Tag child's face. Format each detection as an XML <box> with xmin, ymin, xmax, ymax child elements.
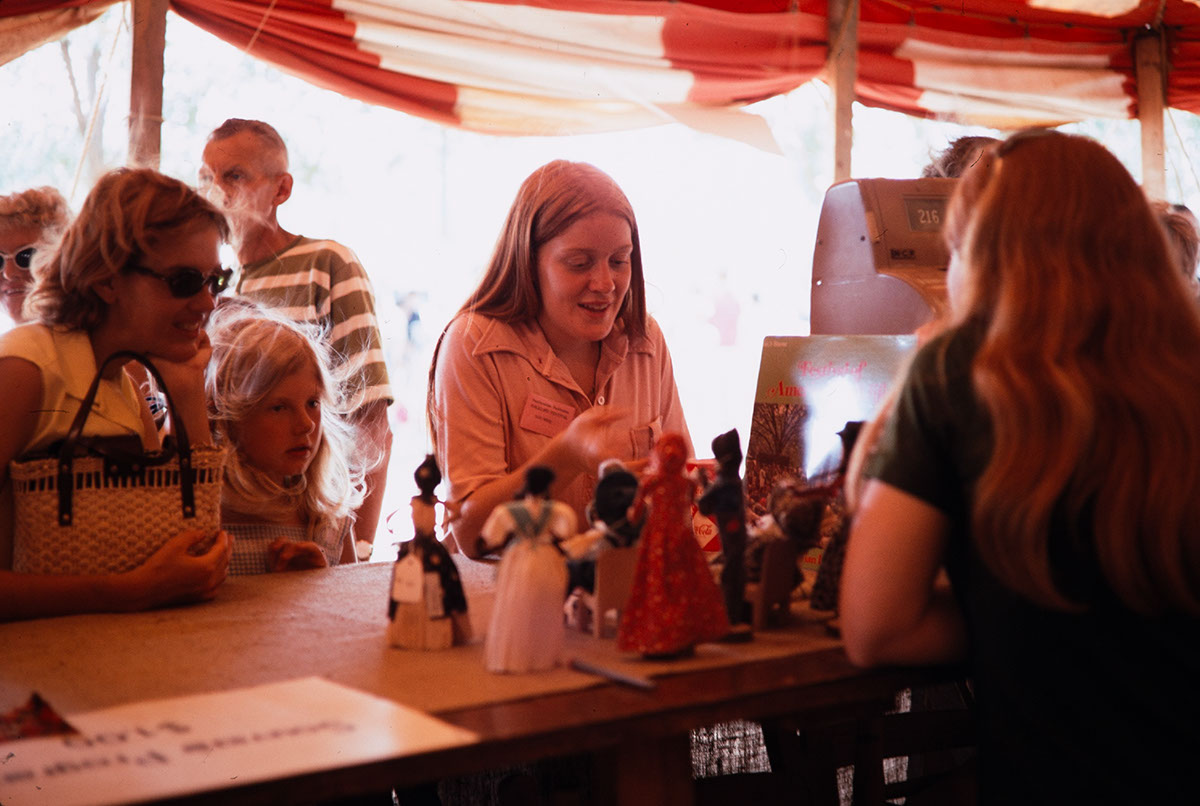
<box><xmin>236</xmin><ymin>362</ymin><xmax>324</xmax><ymax>483</ymax></box>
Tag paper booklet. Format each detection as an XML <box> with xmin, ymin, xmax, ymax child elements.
<box><xmin>0</xmin><ymin>677</ymin><xmax>479</xmax><ymax>806</ymax></box>
<box><xmin>745</xmin><ymin>334</ymin><xmax>917</xmax><ymax>516</ymax></box>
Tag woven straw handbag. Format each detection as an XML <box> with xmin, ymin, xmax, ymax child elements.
<box><xmin>9</xmin><ymin>351</ymin><xmax>224</xmax><ymax>575</ymax></box>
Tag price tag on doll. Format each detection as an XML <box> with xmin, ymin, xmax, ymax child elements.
<box><xmin>391</xmin><ymin>554</ymin><xmax>424</xmax><ymax>604</ymax></box>
<box><xmin>519</xmin><ymin>394</ymin><xmax>575</xmax><ymax>437</ymax></box>
<box><xmin>424</xmin><ymin>572</ymin><xmax>445</xmax><ymax>618</ymax></box>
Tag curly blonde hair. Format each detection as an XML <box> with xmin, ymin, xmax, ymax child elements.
<box><xmin>0</xmin><ymin>186</ymin><xmax>71</xmax><ymax>238</ymax></box>
<box><xmin>206</xmin><ymin>302</ymin><xmax>364</xmax><ymax>533</ymax></box>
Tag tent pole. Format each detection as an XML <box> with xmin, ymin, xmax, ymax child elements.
<box><xmin>129</xmin><ymin>0</ymin><xmax>168</xmax><ymax>169</ymax></box>
<box><xmin>1136</xmin><ymin>31</ymin><xmax>1166</xmax><ymax>200</ymax></box>
<box><xmin>828</xmin><ymin>0</ymin><xmax>859</xmax><ymax>183</ymax></box>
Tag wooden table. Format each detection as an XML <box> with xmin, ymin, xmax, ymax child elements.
<box><xmin>0</xmin><ymin>561</ymin><xmax>964</xmax><ymax>805</ymax></box>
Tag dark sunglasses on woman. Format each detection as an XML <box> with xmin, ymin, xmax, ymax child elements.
<box><xmin>0</xmin><ymin>247</ymin><xmax>36</xmax><ymax>272</ymax></box>
<box><xmin>126</xmin><ymin>265</ymin><xmax>234</xmax><ymax>298</ymax></box>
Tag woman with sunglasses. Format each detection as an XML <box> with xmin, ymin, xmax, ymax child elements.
<box><xmin>0</xmin><ymin>186</ymin><xmax>71</xmax><ymax>325</ymax></box>
<box><xmin>840</xmin><ymin>131</ymin><xmax>1200</xmax><ymax>804</ymax></box>
<box><xmin>0</xmin><ymin>167</ymin><xmax>233</xmax><ymax>621</ymax></box>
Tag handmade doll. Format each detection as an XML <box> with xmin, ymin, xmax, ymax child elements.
<box><xmin>743</xmin><ymin>475</ymin><xmax>825</xmax><ymax>595</ymax></box>
<box><xmin>617</xmin><ymin>433</ymin><xmax>730</xmax><ymax>657</ymax></box>
<box><xmin>810</xmin><ymin>421</ymin><xmax>864</xmax><ymax>612</ymax></box>
<box><xmin>697</xmin><ymin>428</ymin><xmax>751</xmax><ymax>632</ymax></box>
<box><xmin>478</xmin><ymin>465</ymin><xmax>575</xmax><ymax>673</ymax></box>
<box><xmin>562</xmin><ymin>458</ymin><xmax>641</xmax><ymax>593</ymax></box>
<box><xmin>388</xmin><ymin>455</ymin><xmax>471</xmax><ymax>650</ymax></box>
<box><xmin>560</xmin><ymin>459</ymin><xmax>641</xmax><ymax>631</ymax></box>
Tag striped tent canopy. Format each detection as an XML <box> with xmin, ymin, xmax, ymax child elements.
<box><xmin>6</xmin><ymin>0</ymin><xmax>1200</xmax><ymax>136</ymax></box>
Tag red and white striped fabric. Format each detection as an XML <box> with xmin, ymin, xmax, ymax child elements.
<box><xmin>169</xmin><ymin>0</ymin><xmax>829</xmax><ymax>144</ymax></box>
<box><xmin>9</xmin><ymin>1</ymin><xmax>1200</xmax><ymax>136</ymax></box>
<box><xmin>0</xmin><ymin>0</ymin><xmax>115</xmax><ymax>67</ymax></box>
<box><xmin>858</xmin><ymin>0</ymin><xmax>1166</xmax><ymax>128</ymax></box>
<box><xmin>853</xmin><ymin>0</ymin><xmax>1200</xmax><ymax>125</ymax></box>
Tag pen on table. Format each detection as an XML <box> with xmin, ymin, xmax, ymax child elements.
<box><xmin>569</xmin><ymin>657</ymin><xmax>657</xmax><ymax>691</ymax></box>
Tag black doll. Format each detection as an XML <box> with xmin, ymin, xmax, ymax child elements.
<box><xmin>388</xmin><ymin>455</ymin><xmax>471</xmax><ymax>649</ymax></box>
<box><xmin>563</xmin><ymin>458</ymin><xmax>641</xmax><ymax>595</ymax></box>
<box><xmin>698</xmin><ymin>428</ymin><xmax>751</xmax><ymax>629</ymax></box>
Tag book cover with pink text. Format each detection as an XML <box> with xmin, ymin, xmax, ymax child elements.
<box><xmin>744</xmin><ymin>335</ymin><xmax>916</xmax><ymax>517</ymax></box>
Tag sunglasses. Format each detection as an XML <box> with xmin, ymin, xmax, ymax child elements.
<box><xmin>126</xmin><ymin>264</ymin><xmax>234</xmax><ymax>298</ymax></box>
<box><xmin>0</xmin><ymin>247</ymin><xmax>36</xmax><ymax>272</ymax></box>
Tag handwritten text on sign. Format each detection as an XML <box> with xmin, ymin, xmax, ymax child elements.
<box><xmin>0</xmin><ymin>677</ymin><xmax>478</xmax><ymax>806</ymax></box>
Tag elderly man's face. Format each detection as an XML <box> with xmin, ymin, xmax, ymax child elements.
<box><xmin>199</xmin><ymin>131</ymin><xmax>284</xmax><ymax>231</ymax></box>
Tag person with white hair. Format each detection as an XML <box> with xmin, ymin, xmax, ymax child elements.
<box><xmin>0</xmin><ymin>186</ymin><xmax>71</xmax><ymax>325</ymax></box>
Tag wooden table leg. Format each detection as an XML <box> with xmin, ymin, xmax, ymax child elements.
<box><xmin>592</xmin><ymin>733</ymin><xmax>695</xmax><ymax>806</ymax></box>
<box><xmin>851</xmin><ymin>715</ymin><xmax>884</xmax><ymax>806</ymax></box>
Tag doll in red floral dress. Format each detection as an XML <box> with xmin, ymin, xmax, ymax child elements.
<box><xmin>617</xmin><ymin>433</ymin><xmax>730</xmax><ymax>656</ymax></box>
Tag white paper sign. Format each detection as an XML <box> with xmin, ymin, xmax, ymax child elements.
<box><xmin>0</xmin><ymin>677</ymin><xmax>478</xmax><ymax>806</ymax></box>
<box><xmin>392</xmin><ymin>553</ymin><xmax>424</xmax><ymax>603</ymax></box>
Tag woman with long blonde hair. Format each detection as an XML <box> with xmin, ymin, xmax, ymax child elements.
<box><xmin>840</xmin><ymin>130</ymin><xmax>1200</xmax><ymax>804</ymax></box>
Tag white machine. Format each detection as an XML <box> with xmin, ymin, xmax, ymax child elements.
<box><xmin>810</xmin><ymin>177</ymin><xmax>956</xmax><ymax>335</ymax></box>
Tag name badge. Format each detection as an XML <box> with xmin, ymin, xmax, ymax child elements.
<box><xmin>519</xmin><ymin>393</ymin><xmax>575</xmax><ymax>437</ymax></box>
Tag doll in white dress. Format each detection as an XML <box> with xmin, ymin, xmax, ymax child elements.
<box><xmin>478</xmin><ymin>465</ymin><xmax>575</xmax><ymax>673</ymax></box>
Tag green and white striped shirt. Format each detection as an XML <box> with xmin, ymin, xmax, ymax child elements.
<box><xmin>235</xmin><ymin>236</ymin><xmax>392</xmax><ymax>410</ymax></box>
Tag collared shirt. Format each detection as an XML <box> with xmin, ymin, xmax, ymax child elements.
<box><xmin>224</xmin><ymin>520</ymin><xmax>350</xmax><ymax>576</ymax></box>
<box><xmin>433</xmin><ymin>312</ymin><xmax>692</xmax><ymax>546</ymax></box>
<box><xmin>237</xmin><ymin>236</ymin><xmax>392</xmax><ymax>410</ymax></box>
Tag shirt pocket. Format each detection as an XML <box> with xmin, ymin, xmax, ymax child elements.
<box><xmin>629</xmin><ymin>417</ymin><xmax>663</xmax><ymax>459</ymax></box>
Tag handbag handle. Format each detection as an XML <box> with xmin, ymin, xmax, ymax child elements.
<box><xmin>56</xmin><ymin>350</ymin><xmax>199</xmax><ymax>526</ymax></box>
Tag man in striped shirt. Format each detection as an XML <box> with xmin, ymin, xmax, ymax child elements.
<box><xmin>200</xmin><ymin>119</ymin><xmax>393</xmax><ymax>558</ymax></box>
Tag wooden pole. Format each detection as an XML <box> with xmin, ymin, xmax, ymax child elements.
<box><xmin>1136</xmin><ymin>31</ymin><xmax>1166</xmax><ymax>200</ymax></box>
<box><xmin>129</xmin><ymin>0</ymin><xmax>168</xmax><ymax>169</ymax></box>
<box><xmin>828</xmin><ymin>0</ymin><xmax>859</xmax><ymax>183</ymax></box>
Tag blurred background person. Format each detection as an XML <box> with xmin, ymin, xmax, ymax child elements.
<box><xmin>921</xmin><ymin>135</ymin><xmax>1000</xmax><ymax>179</ymax></box>
<box><xmin>0</xmin><ymin>186</ymin><xmax>71</xmax><ymax>327</ymax></box>
<box><xmin>1150</xmin><ymin>198</ymin><xmax>1200</xmax><ymax>289</ymax></box>
<box><xmin>200</xmin><ymin>118</ymin><xmax>393</xmax><ymax>558</ymax></box>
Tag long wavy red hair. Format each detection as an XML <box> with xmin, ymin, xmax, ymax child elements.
<box><xmin>945</xmin><ymin>130</ymin><xmax>1200</xmax><ymax>614</ymax></box>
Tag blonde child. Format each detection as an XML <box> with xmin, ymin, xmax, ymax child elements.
<box><xmin>206</xmin><ymin>303</ymin><xmax>364</xmax><ymax>574</ymax></box>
